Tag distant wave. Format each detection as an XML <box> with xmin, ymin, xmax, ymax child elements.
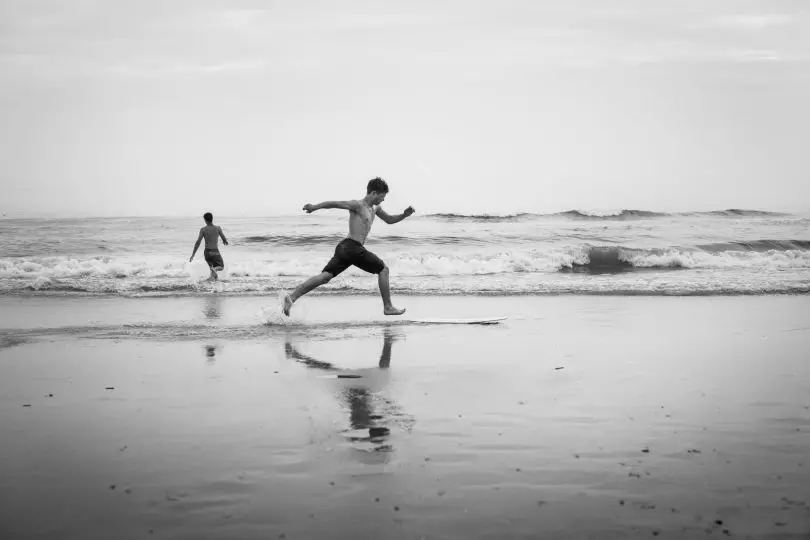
<box><xmin>686</xmin><ymin>209</ymin><xmax>789</xmax><ymax>218</ymax></box>
<box><xmin>698</xmin><ymin>239</ymin><xmax>810</xmax><ymax>253</ymax></box>
<box><xmin>425</xmin><ymin>212</ymin><xmax>534</xmax><ymax>222</ymax></box>
<box><xmin>242</xmin><ymin>233</ymin><xmax>491</xmax><ymax>246</ymax></box>
<box><xmin>553</xmin><ymin>209</ymin><xmax>670</xmax><ymax>220</ymax></box>
<box><xmin>424</xmin><ymin>208</ymin><xmax>791</xmax><ymax>222</ymax></box>
<box><xmin>243</xmin><ymin>234</ymin><xmax>345</xmax><ymax>246</ymax></box>
<box><xmin>424</xmin><ymin>210</ymin><xmax>667</xmax><ymax>222</ymax></box>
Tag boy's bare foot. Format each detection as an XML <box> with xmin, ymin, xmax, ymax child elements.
<box><xmin>384</xmin><ymin>306</ymin><xmax>406</xmax><ymax>316</ymax></box>
<box><xmin>282</xmin><ymin>294</ymin><xmax>293</xmax><ymax>316</ymax></box>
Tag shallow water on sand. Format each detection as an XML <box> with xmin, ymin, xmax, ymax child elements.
<box><xmin>1</xmin><ymin>295</ymin><xmax>809</xmax><ymax>539</ymax></box>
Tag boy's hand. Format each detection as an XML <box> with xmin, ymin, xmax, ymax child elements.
<box><xmin>303</xmin><ymin>203</ymin><xmax>316</xmax><ymax>213</ymax></box>
<box><xmin>403</xmin><ymin>206</ymin><xmax>416</xmax><ymax>217</ymax></box>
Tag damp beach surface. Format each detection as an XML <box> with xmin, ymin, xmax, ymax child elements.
<box><xmin>1</xmin><ymin>294</ymin><xmax>809</xmax><ymax>539</ymax></box>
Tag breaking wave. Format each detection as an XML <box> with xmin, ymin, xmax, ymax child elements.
<box><xmin>1</xmin><ymin>238</ymin><xmax>808</xmax><ymax>296</ymax></box>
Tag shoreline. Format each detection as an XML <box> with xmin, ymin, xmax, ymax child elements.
<box><xmin>1</xmin><ymin>295</ymin><xmax>808</xmax><ymax>538</ymax></box>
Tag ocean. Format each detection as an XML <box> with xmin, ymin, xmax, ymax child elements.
<box><xmin>1</xmin><ymin>208</ymin><xmax>809</xmax><ymax>297</ymax></box>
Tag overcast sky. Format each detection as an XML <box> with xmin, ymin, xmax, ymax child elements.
<box><xmin>2</xmin><ymin>0</ymin><xmax>809</xmax><ymax>217</ymax></box>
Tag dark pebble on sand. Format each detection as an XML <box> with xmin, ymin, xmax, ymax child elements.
<box><xmin>329</xmin><ymin>481</ymin><xmax>335</xmax><ymax>486</ymax></box>
<box><xmin>394</xmin><ymin>506</ymin><xmax>400</xmax><ymax>511</ymax></box>
<box><xmin>47</xmin><ymin>393</ymin><xmax>53</xmax><ymax>397</ymax></box>
<box><xmin>619</xmin><ymin>500</ymin><xmax>625</xmax><ymax>506</ymax></box>
<box><xmin>554</xmin><ymin>367</ymin><xmax>564</xmax><ymax>370</ymax></box>
<box><xmin>652</xmin><ymin>532</ymin><xmax>659</xmax><ymax>537</ymax></box>
<box><xmin>775</xmin><ymin>522</ymin><xmax>786</xmax><ymax>527</ymax></box>
<box><xmin>337</xmin><ymin>374</ymin><xmax>362</xmax><ymax>379</ymax></box>
<box><xmin>109</xmin><ymin>484</ymin><xmax>116</xmax><ymax>490</ymax></box>
<box><xmin>375</xmin><ymin>497</ymin><xmax>380</xmax><ymax>502</ymax></box>
<box><xmin>715</xmin><ymin>520</ymin><xmax>723</xmax><ymax>526</ymax></box>
<box><xmin>642</xmin><ymin>447</ymin><xmax>650</xmax><ymax>453</ymax></box>
<box><xmin>22</xmin><ymin>404</ymin><xmax>31</xmax><ymax>407</ymax></box>
<box><xmin>105</xmin><ymin>387</ymin><xmax>115</xmax><ymax>390</ymax></box>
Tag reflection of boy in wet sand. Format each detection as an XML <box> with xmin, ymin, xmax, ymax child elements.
<box><xmin>284</xmin><ymin>329</ymin><xmax>400</xmax><ymax>441</ymax></box>
<box><xmin>283</xmin><ymin>177</ymin><xmax>414</xmax><ymax>316</ymax></box>
<box><xmin>189</xmin><ymin>212</ymin><xmax>229</xmax><ymax>281</ymax></box>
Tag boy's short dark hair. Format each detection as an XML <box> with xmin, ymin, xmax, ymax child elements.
<box><xmin>203</xmin><ymin>212</ymin><xmax>213</xmax><ymax>223</ymax></box>
<box><xmin>367</xmin><ymin>177</ymin><xmax>389</xmax><ymax>194</ymax></box>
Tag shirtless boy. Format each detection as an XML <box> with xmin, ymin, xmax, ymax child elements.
<box><xmin>283</xmin><ymin>177</ymin><xmax>415</xmax><ymax>316</ymax></box>
<box><xmin>189</xmin><ymin>212</ymin><xmax>229</xmax><ymax>281</ymax></box>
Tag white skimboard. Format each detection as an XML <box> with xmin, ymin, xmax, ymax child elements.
<box><xmin>407</xmin><ymin>316</ymin><xmax>507</xmax><ymax>325</ymax></box>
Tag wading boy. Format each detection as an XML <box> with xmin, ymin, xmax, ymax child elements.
<box><xmin>189</xmin><ymin>212</ymin><xmax>229</xmax><ymax>281</ymax></box>
<box><xmin>283</xmin><ymin>177</ymin><xmax>414</xmax><ymax>316</ymax></box>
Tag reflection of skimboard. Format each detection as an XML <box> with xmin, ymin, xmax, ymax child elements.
<box><xmin>408</xmin><ymin>316</ymin><xmax>507</xmax><ymax>325</ymax></box>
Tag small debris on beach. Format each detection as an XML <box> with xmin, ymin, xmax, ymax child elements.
<box><xmin>687</xmin><ymin>448</ymin><xmax>701</xmax><ymax>454</ymax></box>
<box><xmin>46</xmin><ymin>393</ymin><xmax>53</xmax><ymax>398</ymax></box>
<box><xmin>337</xmin><ymin>374</ymin><xmax>362</xmax><ymax>379</ymax></box>
<box><xmin>109</xmin><ymin>484</ymin><xmax>116</xmax><ymax>490</ymax></box>
<box><xmin>105</xmin><ymin>387</ymin><xmax>115</xmax><ymax>390</ymax></box>
<box><xmin>642</xmin><ymin>447</ymin><xmax>650</xmax><ymax>453</ymax></box>
<box><xmin>22</xmin><ymin>404</ymin><xmax>31</xmax><ymax>407</ymax></box>
<box><xmin>554</xmin><ymin>366</ymin><xmax>564</xmax><ymax>370</ymax></box>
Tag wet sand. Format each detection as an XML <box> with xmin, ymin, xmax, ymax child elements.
<box><xmin>0</xmin><ymin>294</ymin><xmax>809</xmax><ymax>539</ymax></box>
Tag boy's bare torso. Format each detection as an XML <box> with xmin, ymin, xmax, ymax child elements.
<box><xmin>347</xmin><ymin>202</ymin><xmax>377</xmax><ymax>244</ymax></box>
<box><xmin>200</xmin><ymin>225</ymin><xmax>223</xmax><ymax>250</ymax></box>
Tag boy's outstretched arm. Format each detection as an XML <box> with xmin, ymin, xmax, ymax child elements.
<box><xmin>303</xmin><ymin>200</ymin><xmax>360</xmax><ymax>213</ymax></box>
<box><xmin>189</xmin><ymin>230</ymin><xmax>203</xmax><ymax>262</ymax></box>
<box><xmin>376</xmin><ymin>206</ymin><xmax>415</xmax><ymax>224</ymax></box>
<box><xmin>218</xmin><ymin>226</ymin><xmax>229</xmax><ymax>246</ymax></box>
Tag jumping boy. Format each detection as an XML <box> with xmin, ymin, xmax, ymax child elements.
<box><xmin>283</xmin><ymin>177</ymin><xmax>415</xmax><ymax>316</ymax></box>
<box><xmin>189</xmin><ymin>212</ymin><xmax>229</xmax><ymax>281</ymax></box>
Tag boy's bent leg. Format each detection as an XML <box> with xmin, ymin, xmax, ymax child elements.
<box><xmin>283</xmin><ymin>271</ymin><xmax>333</xmax><ymax>316</ymax></box>
<box><xmin>377</xmin><ymin>266</ymin><xmax>405</xmax><ymax>316</ymax></box>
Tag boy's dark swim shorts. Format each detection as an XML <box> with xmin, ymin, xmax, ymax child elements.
<box><xmin>322</xmin><ymin>238</ymin><xmax>385</xmax><ymax>276</ymax></box>
<box><xmin>204</xmin><ymin>249</ymin><xmax>224</xmax><ymax>269</ymax></box>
